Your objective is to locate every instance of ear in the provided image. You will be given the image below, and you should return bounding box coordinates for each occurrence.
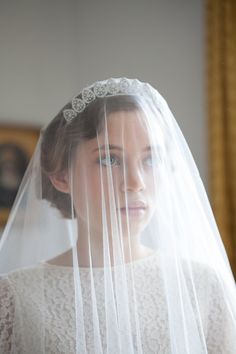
[49,172,70,194]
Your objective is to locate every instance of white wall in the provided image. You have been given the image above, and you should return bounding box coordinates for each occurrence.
[0,0,206,183]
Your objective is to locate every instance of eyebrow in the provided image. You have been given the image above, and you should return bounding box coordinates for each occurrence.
[92,144,155,153]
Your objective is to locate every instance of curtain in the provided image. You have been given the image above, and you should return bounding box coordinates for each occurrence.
[207,0,236,276]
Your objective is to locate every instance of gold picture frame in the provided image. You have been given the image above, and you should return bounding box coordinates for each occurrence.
[0,124,40,226]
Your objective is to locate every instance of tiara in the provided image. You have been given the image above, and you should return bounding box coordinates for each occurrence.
[63,77,156,123]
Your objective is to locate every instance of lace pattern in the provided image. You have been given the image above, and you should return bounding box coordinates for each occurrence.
[0,277,14,353]
[0,255,235,353]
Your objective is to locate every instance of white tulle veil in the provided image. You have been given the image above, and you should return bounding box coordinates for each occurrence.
[0,78,236,353]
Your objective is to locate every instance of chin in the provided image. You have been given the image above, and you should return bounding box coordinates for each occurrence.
[120,219,148,236]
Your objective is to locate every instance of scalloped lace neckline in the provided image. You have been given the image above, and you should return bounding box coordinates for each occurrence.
[42,251,158,272]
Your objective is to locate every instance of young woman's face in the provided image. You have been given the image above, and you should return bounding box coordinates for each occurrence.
[71,110,159,237]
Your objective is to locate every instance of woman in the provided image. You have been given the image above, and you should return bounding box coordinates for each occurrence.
[0,78,236,353]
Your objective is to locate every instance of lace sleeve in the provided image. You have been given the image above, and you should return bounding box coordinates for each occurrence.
[0,276,14,354]
[206,272,236,354]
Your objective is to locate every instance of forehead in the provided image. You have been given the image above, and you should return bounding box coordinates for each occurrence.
[103,110,150,144]
[79,110,164,153]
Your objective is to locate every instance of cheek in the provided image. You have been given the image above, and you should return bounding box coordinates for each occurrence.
[73,168,103,216]
[147,171,156,191]
[147,175,157,206]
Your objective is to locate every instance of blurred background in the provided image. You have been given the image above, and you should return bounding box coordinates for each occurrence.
[0,0,235,276]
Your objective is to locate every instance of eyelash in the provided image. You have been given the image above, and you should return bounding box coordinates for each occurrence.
[98,154,120,167]
[97,154,159,167]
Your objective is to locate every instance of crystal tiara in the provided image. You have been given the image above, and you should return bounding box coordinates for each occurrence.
[63,77,156,123]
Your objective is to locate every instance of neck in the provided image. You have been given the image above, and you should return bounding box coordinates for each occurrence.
[76,219,152,267]
[47,220,155,268]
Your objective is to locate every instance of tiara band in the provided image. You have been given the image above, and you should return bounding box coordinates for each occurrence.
[63,78,154,123]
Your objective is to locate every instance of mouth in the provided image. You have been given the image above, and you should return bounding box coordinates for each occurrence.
[118,201,147,217]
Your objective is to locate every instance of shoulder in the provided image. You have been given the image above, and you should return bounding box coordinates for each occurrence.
[0,275,14,329]
[161,256,235,306]
[185,260,233,304]
[0,276,14,354]
[0,275,13,302]
[181,258,224,287]
[0,266,46,295]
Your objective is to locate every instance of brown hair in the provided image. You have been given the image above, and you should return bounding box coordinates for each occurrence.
[40,95,142,218]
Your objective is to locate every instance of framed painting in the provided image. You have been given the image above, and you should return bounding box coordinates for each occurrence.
[0,124,40,226]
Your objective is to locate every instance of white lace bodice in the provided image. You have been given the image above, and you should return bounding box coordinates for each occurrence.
[0,253,235,353]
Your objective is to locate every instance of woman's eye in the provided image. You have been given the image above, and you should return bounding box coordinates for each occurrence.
[100,155,120,167]
[144,155,159,166]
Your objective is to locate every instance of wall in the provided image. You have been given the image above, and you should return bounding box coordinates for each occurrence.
[0,0,206,181]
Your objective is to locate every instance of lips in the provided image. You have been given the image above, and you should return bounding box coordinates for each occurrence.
[118,201,147,216]
[120,201,147,209]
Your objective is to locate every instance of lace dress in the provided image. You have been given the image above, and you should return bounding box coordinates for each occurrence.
[0,253,235,353]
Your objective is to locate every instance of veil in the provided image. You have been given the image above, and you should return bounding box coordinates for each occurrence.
[0,78,236,353]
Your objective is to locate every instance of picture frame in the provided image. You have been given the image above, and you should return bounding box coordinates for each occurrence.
[0,124,40,226]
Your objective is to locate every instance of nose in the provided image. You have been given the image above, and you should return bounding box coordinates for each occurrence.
[121,167,146,193]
